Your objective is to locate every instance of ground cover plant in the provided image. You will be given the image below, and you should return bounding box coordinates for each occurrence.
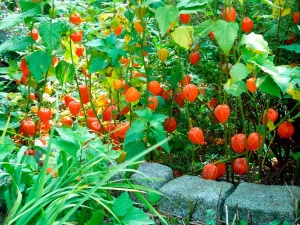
[0,0,299,223]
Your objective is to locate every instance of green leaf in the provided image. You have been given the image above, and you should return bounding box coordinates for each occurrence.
[147,192,161,204]
[279,44,300,53]
[256,75,281,97]
[135,109,153,122]
[240,33,270,54]
[56,61,75,86]
[124,120,145,145]
[150,121,169,153]
[155,6,179,37]
[230,63,250,82]
[177,0,208,13]
[170,66,182,88]
[152,114,168,123]
[194,19,214,37]
[122,207,154,225]
[171,26,194,50]
[39,22,61,53]
[0,136,16,161]
[0,36,35,54]
[249,58,291,93]
[212,20,239,55]
[52,136,80,158]
[27,51,52,82]
[89,57,108,73]
[124,140,147,160]
[86,210,104,225]
[224,80,247,97]
[85,39,106,48]
[112,192,133,217]
[19,0,43,12]
[0,6,42,30]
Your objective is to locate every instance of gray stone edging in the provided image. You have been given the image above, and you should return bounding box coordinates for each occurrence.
[128,162,300,225]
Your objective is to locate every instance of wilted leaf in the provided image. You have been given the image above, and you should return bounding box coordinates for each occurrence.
[240,33,270,54]
[171,26,194,50]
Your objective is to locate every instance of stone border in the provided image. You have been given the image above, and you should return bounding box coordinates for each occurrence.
[129,162,300,225]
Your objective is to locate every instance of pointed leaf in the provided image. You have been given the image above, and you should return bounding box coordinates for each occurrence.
[155,6,179,37]
[124,140,147,160]
[171,26,194,50]
[212,20,239,55]
[112,192,133,217]
[0,7,42,30]
[89,57,108,73]
[124,119,145,145]
[122,207,154,225]
[39,22,61,53]
[230,63,250,82]
[52,137,80,158]
[135,109,153,122]
[0,36,35,54]
[56,61,75,86]
[256,75,281,97]
[27,51,52,82]
[279,44,300,53]
[194,19,214,37]
[177,0,208,13]
[224,80,247,97]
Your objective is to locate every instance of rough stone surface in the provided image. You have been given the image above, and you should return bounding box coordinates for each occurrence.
[157,175,234,221]
[130,162,174,190]
[224,182,300,224]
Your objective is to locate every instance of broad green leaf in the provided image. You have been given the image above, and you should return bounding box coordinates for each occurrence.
[224,80,247,97]
[177,0,209,13]
[124,120,145,145]
[124,140,147,160]
[135,109,153,122]
[0,7,42,30]
[0,36,35,54]
[122,207,154,225]
[256,75,281,97]
[240,33,270,54]
[89,57,108,73]
[52,137,80,158]
[150,121,169,153]
[155,6,179,37]
[19,0,43,12]
[230,63,250,82]
[139,0,165,7]
[27,51,52,82]
[85,39,106,47]
[86,211,104,225]
[0,114,19,130]
[194,19,214,37]
[147,192,161,204]
[56,61,75,86]
[152,114,168,123]
[0,136,16,161]
[212,20,239,55]
[170,67,182,88]
[249,59,291,93]
[171,26,194,50]
[279,44,300,53]
[178,5,206,14]
[39,22,61,53]
[112,192,133,217]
